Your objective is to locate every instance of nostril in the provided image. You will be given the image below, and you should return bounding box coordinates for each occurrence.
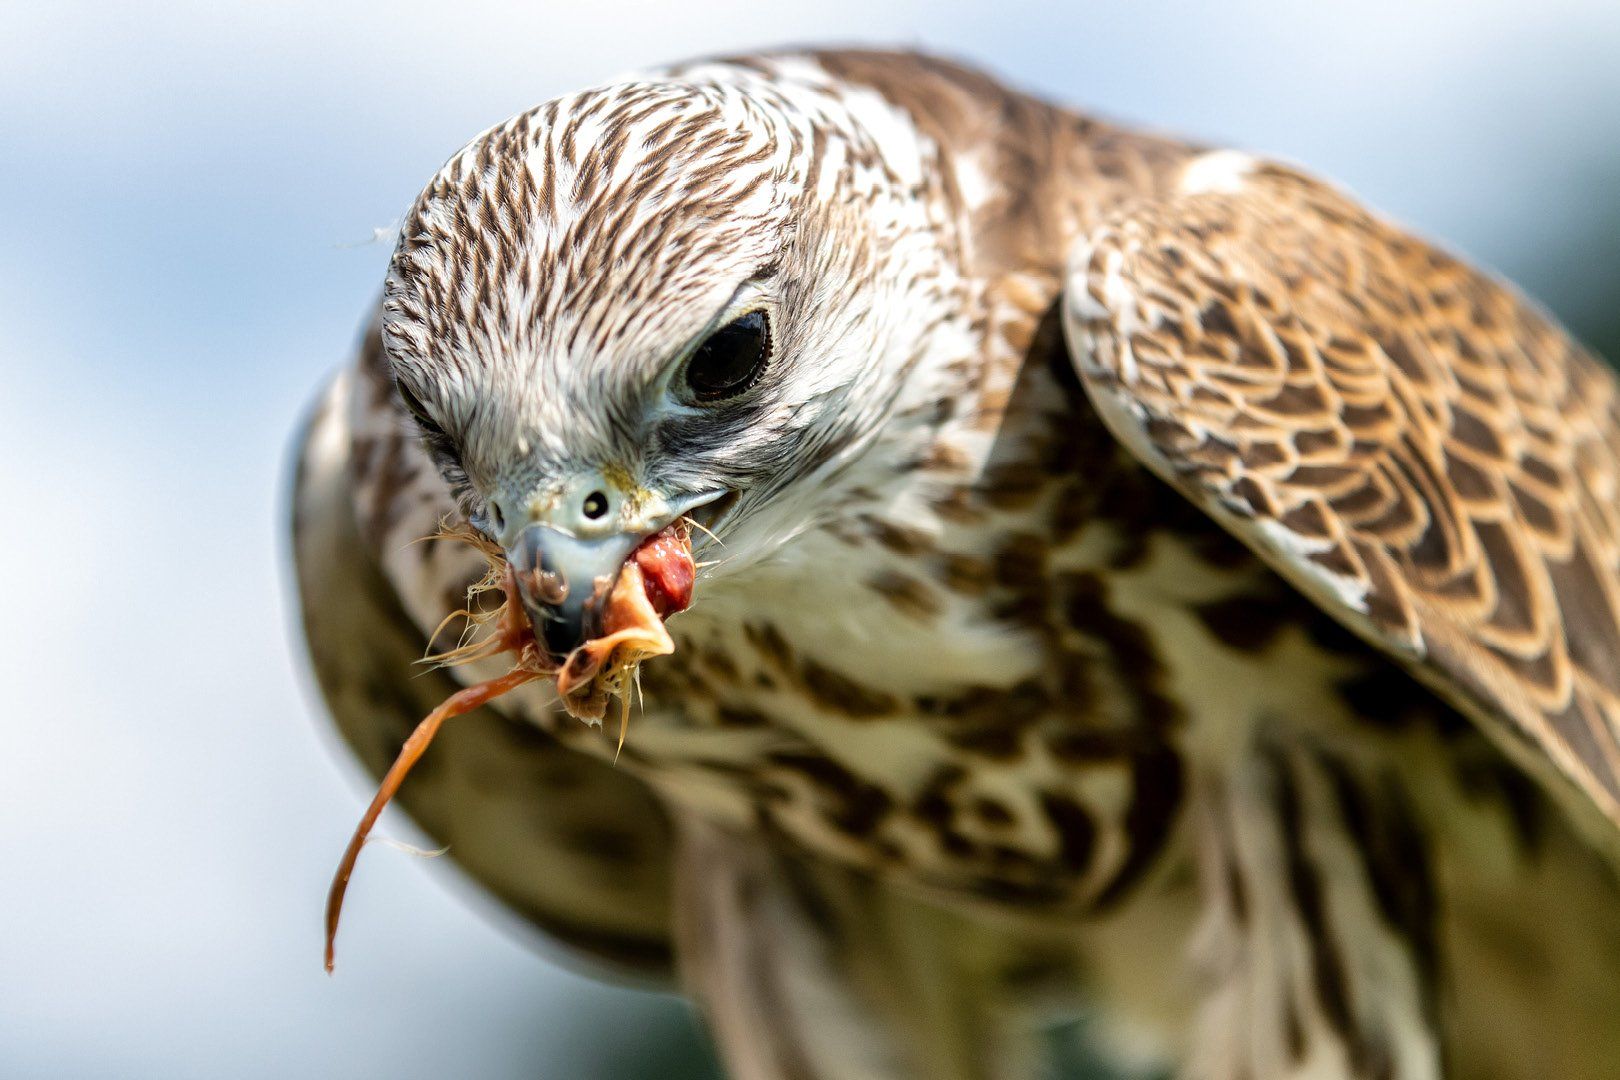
[485,499,506,535]
[581,490,609,520]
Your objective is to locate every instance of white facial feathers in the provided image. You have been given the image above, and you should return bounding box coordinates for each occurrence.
[377,55,971,561]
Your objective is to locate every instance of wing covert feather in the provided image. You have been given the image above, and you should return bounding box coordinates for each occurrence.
[1061,159,1620,833]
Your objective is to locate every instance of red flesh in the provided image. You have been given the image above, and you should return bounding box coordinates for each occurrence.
[631,525,695,618]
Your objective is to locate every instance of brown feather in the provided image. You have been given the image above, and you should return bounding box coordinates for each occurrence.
[1065,160,1620,836]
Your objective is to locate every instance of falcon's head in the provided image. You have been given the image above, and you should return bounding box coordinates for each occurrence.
[381,59,968,660]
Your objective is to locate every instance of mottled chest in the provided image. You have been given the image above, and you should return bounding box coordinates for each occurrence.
[540,356,1393,913]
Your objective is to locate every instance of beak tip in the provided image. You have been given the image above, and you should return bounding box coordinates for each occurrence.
[525,599,592,661]
[507,524,638,659]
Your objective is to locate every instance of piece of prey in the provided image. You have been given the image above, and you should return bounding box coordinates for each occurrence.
[323,522,695,972]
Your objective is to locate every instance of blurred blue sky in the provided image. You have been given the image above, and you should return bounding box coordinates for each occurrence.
[3,3,1618,1077]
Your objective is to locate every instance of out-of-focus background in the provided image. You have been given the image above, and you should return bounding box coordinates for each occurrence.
[3,2,1617,1077]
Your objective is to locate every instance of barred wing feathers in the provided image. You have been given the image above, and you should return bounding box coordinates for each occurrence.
[1062,159,1620,835]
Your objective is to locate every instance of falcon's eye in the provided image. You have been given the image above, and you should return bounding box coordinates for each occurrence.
[395,379,446,439]
[392,375,474,511]
[681,311,773,403]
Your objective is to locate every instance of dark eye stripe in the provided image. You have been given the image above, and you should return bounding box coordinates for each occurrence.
[683,310,773,403]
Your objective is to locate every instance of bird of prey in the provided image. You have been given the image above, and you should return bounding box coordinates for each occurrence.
[289,49,1620,1080]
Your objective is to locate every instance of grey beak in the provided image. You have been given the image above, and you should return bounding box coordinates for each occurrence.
[506,524,642,660]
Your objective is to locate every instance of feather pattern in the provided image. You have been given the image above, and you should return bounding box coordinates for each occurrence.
[1063,159,1620,835]
[288,49,1620,1079]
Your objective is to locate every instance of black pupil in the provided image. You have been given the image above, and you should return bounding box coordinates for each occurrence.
[685,311,771,401]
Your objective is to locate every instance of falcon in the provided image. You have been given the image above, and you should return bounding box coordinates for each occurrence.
[289,50,1620,1079]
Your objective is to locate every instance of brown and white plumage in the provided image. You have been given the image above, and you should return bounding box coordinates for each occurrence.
[1068,161,1620,838]
[290,50,1620,1078]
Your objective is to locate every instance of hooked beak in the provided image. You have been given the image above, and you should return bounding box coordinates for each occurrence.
[507,526,640,659]
[503,489,727,661]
